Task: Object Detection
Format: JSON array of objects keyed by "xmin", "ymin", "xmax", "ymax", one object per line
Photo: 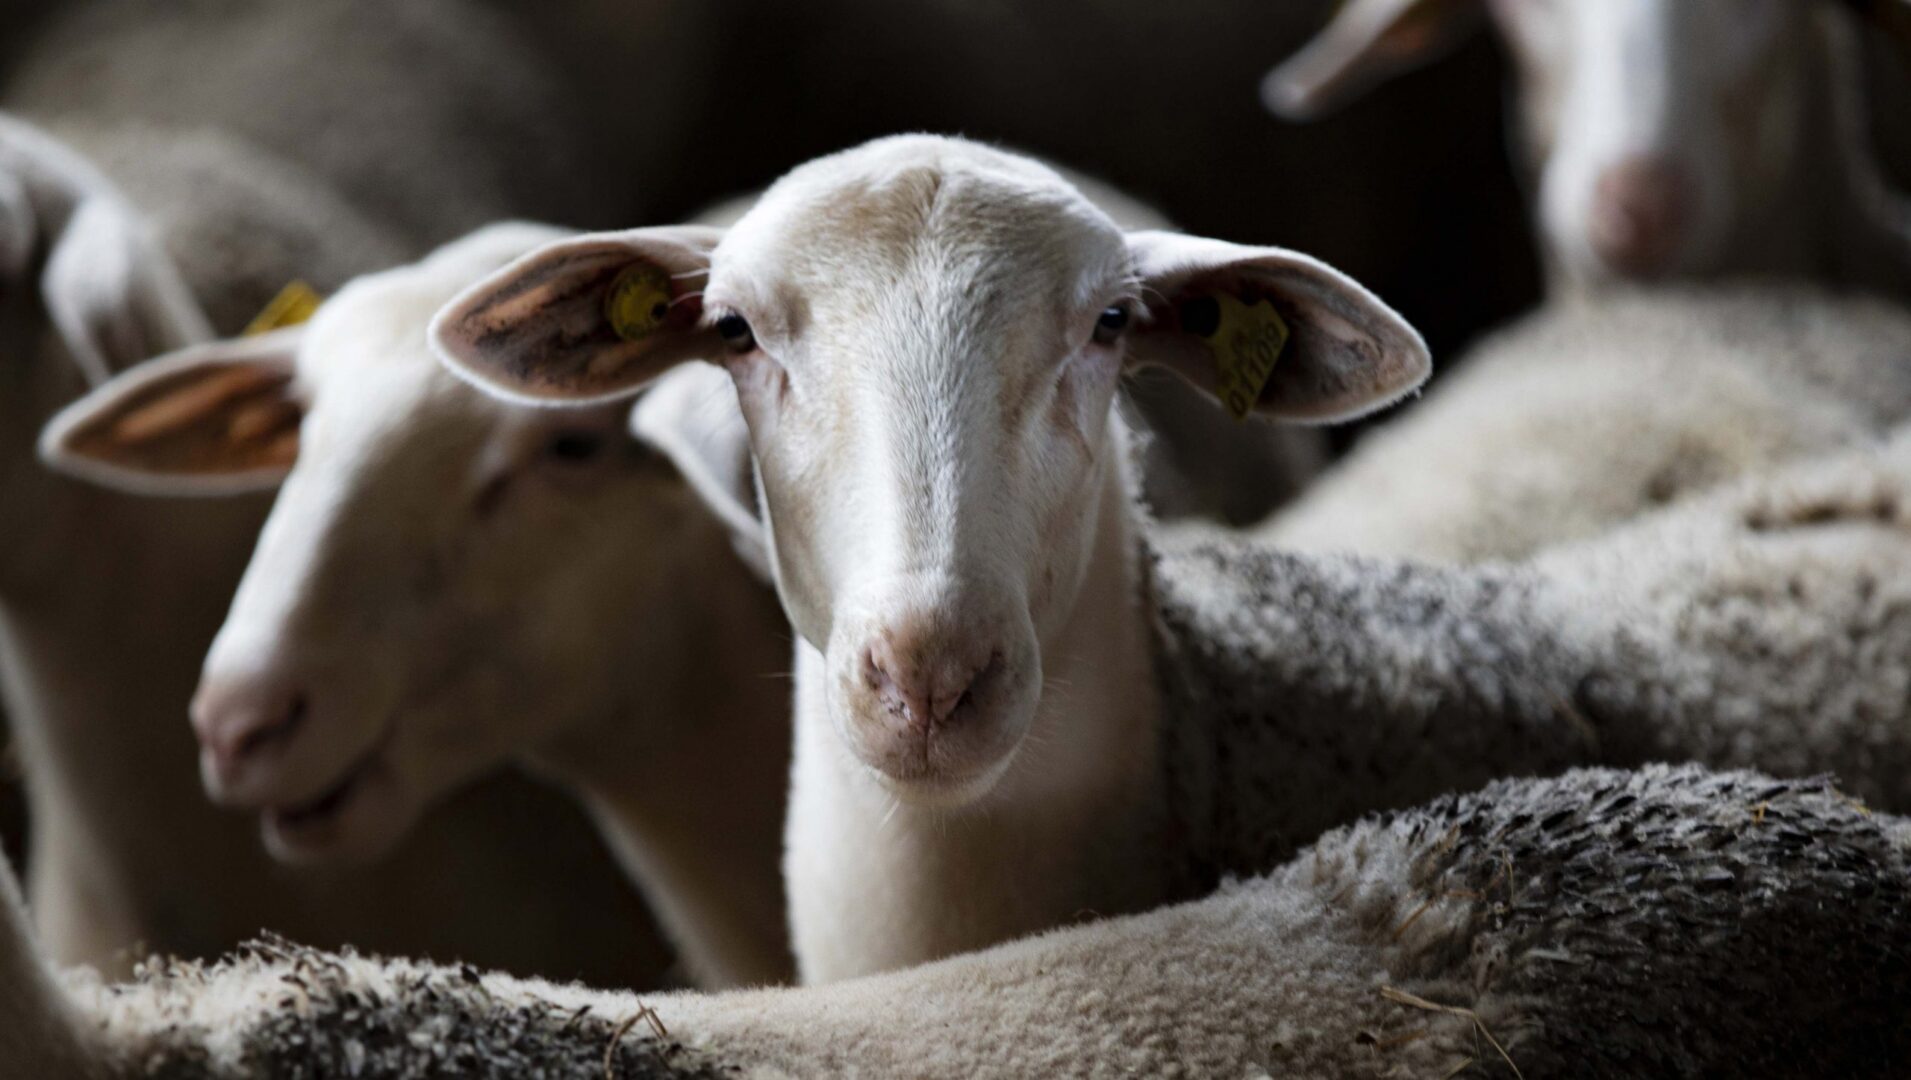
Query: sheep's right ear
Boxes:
[
  {"xmin": 430, "ymin": 225, "xmax": 725, "ymax": 407},
  {"xmin": 1261, "ymin": 0, "xmax": 1483, "ymax": 121},
  {"xmin": 630, "ymin": 363, "xmax": 771, "ymax": 581},
  {"xmin": 38, "ymin": 327, "xmax": 306, "ymax": 496}
]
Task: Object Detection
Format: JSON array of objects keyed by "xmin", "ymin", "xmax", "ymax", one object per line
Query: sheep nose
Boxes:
[
  {"xmin": 190, "ymin": 674, "xmax": 309, "ymax": 802},
  {"xmin": 861, "ymin": 635, "xmax": 1001, "ymax": 734},
  {"xmin": 1588, "ymin": 156, "xmax": 1694, "ymax": 276}
]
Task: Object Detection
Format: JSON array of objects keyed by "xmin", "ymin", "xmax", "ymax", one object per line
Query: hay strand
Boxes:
[{"xmin": 1378, "ymin": 986, "xmax": 1523, "ymax": 1079}]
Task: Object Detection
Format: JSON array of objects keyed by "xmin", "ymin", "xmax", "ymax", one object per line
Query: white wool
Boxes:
[{"xmin": 1265, "ymin": 286, "xmax": 1911, "ymax": 562}]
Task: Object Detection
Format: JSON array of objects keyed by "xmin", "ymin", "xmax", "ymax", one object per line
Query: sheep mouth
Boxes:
[
  {"xmin": 271, "ymin": 759, "xmax": 369, "ymax": 828},
  {"xmin": 259, "ymin": 738, "xmax": 401, "ymax": 862}
]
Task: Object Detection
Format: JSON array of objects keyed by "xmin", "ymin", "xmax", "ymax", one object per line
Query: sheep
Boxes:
[
  {"xmin": 432, "ymin": 135, "xmax": 1911, "ymax": 982},
  {"xmin": 8, "ymin": 764, "xmax": 1909, "ymax": 1078},
  {"xmin": 40, "ymin": 224, "xmax": 796, "ymax": 990},
  {"xmin": 1261, "ymin": 0, "xmax": 1911, "ymax": 293},
  {"xmin": 0, "ymin": 1, "xmax": 671, "ymax": 980},
  {"xmin": 1261, "ymin": 285, "xmax": 1911, "ymax": 562},
  {"xmin": 1253, "ymin": 4, "xmax": 1911, "ymax": 573}
]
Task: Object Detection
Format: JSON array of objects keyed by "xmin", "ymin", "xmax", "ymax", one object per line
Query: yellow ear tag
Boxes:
[
  {"xmin": 604, "ymin": 262, "xmax": 673, "ymax": 342},
  {"xmin": 242, "ymin": 280, "xmax": 324, "ymax": 337},
  {"xmin": 1186, "ymin": 292, "xmax": 1289, "ymax": 421}
]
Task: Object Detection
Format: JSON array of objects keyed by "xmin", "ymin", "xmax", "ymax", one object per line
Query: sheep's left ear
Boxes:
[
  {"xmin": 1123, "ymin": 231, "xmax": 1430, "ymax": 424},
  {"xmin": 38, "ymin": 327, "xmax": 306, "ymax": 496},
  {"xmin": 1261, "ymin": 0, "xmax": 1483, "ymax": 121},
  {"xmin": 630, "ymin": 363, "xmax": 771, "ymax": 581}
]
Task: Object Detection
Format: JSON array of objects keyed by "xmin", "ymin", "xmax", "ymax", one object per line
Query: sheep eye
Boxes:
[
  {"xmin": 716, "ymin": 313, "xmax": 756, "ymax": 353},
  {"xmin": 1092, "ymin": 304, "xmax": 1131, "ymax": 345},
  {"xmin": 545, "ymin": 430, "xmax": 606, "ymax": 463}
]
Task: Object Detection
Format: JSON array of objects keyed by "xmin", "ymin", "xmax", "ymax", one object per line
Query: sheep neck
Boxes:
[
  {"xmin": 0, "ymin": 482, "xmax": 271, "ymax": 973},
  {"xmin": 535, "ymin": 550, "xmax": 796, "ymax": 990},
  {"xmin": 785, "ymin": 413, "xmax": 1168, "ymax": 983}
]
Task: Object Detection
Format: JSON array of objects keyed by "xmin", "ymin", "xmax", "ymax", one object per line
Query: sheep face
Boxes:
[
  {"xmin": 706, "ymin": 140, "xmax": 1137, "ymax": 805},
  {"xmin": 433, "ymin": 136, "xmax": 1428, "ymax": 807},
  {"xmin": 41, "ymin": 227, "xmax": 711, "ymax": 863},
  {"xmin": 1264, "ymin": 0, "xmax": 1841, "ymax": 284},
  {"xmin": 1496, "ymin": 0, "xmax": 1818, "ymax": 282}
]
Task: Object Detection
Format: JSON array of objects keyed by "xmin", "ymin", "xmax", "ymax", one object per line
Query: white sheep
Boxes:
[
  {"xmin": 8, "ymin": 764, "xmax": 1910, "ymax": 1077},
  {"xmin": 1262, "ymin": 285, "xmax": 1911, "ymax": 561},
  {"xmin": 0, "ymin": 1, "xmax": 671, "ymax": 979},
  {"xmin": 434, "ymin": 135, "xmax": 1911, "ymax": 982},
  {"xmin": 40, "ymin": 224, "xmax": 795, "ymax": 990},
  {"xmin": 1262, "ymin": 0, "xmax": 1911, "ymax": 292}
]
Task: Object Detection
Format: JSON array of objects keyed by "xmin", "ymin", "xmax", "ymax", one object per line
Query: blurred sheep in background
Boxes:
[{"xmin": 0, "ymin": 0, "xmax": 684, "ymax": 982}]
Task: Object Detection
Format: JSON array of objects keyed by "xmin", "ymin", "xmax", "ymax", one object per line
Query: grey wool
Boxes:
[
  {"xmin": 0, "ymin": 765, "xmax": 1897, "ymax": 1078},
  {"xmin": 1157, "ymin": 428, "xmax": 1911, "ymax": 900}
]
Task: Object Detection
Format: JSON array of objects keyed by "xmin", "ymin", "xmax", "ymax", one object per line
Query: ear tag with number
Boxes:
[
  {"xmin": 605, "ymin": 262, "xmax": 674, "ymax": 342},
  {"xmin": 1181, "ymin": 291, "xmax": 1290, "ymax": 420}
]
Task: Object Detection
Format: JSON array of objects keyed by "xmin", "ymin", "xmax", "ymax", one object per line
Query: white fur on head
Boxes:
[{"xmin": 1507, "ymin": 0, "xmax": 1818, "ymax": 282}]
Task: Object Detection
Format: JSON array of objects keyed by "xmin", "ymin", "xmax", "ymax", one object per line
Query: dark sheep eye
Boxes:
[
  {"xmin": 716, "ymin": 313, "xmax": 756, "ymax": 352},
  {"xmin": 1093, "ymin": 304, "xmax": 1131, "ymax": 345},
  {"xmin": 546, "ymin": 431, "xmax": 605, "ymax": 463}
]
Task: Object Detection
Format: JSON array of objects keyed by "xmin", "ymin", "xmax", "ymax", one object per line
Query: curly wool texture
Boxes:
[
  {"xmin": 1262, "ymin": 286, "xmax": 1911, "ymax": 562},
  {"xmin": 1157, "ymin": 430, "xmax": 1911, "ymax": 894},
  {"xmin": 38, "ymin": 766, "xmax": 1904, "ymax": 1079}
]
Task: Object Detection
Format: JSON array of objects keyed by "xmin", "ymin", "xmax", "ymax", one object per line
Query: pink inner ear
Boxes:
[
  {"xmin": 64, "ymin": 362, "xmax": 302, "ymax": 476},
  {"xmin": 438, "ymin": 246, "xmax": 712, "ymax": 403},
  {"xmin": 1137, "ymin": 264, "xmax": 1427, "ymax": 423},
  {"xmin": 1142, "ymin": 271, "xmax": 1294, "ymax": 409}
]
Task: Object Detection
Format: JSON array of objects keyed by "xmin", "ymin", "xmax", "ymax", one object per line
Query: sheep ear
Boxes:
[
  {"xmin": 430, "ymin": 225, "xmax": 725, "ymax": 407},
  {"xmin": 1261, "ymin": 0, "xmax": 1483, "ymax": 120},
  {"xmin": 630, "ymin": 363, "xmax": 772, "ymax": 581},
  {"xmin": 0, "ymin": 115, "xmax": 213, "ymax": 384},
  {"xmin": 38, "ymin": 327, "xmax": 306, "ymax": 496},
  {"xmin": 1124, "ymin": 231, "xmax": 1430, "ymax": 424}
]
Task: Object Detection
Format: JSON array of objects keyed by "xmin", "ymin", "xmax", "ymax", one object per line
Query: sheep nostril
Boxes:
[
  {"xmin": 235, "ymin": 691, "xmax": 307, "ymax": 759},
  {"xmin": 1589, "ymin": 156, "xmax": 1695, "ymax": 275}
]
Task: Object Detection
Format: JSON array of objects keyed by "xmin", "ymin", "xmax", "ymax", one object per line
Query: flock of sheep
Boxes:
[{"xmin": 4, "ymin": 0, "xmax": 1911, "ymax": 1077}]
